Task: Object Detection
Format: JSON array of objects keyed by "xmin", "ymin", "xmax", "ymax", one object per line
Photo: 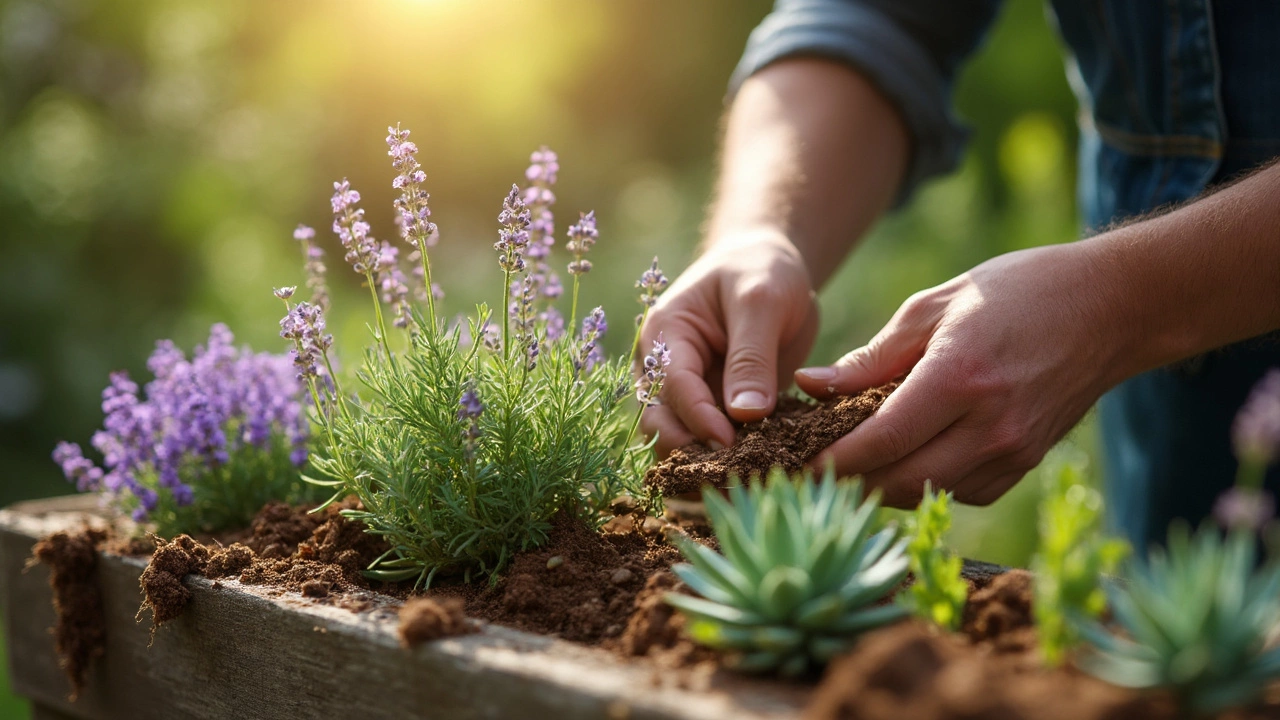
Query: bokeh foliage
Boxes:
[{"xmin": 0, "ymin": 0, "xmax": 1082, "ymax": 568}]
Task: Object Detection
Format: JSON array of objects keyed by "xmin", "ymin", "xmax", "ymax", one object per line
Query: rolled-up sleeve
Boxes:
[{"xmin": 730, "ymin": 0, "xmax": 1002, "ymax": 204}]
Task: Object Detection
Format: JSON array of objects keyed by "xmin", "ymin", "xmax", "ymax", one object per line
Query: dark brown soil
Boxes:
[
  {"xmin": 30, "ymin": 527, "xmax": 107, "ymax": 698},
  {"xmin": 805, "ymin": 569, "xmax": 1280, "ymax": 720},
  {"xmin": 138, "ymin": 498, "xmax": 390, "ymax": 628},
  {"xmin": 398, "ymin": 597, "xmax": 476, "ymax": 647},
  {"xmin": 428, "ymin": 512, "xmax": 703, "ymax": 645},
  {"xmin": 645, "ymin": 383, "xmax": 897, "ymax": 496}
]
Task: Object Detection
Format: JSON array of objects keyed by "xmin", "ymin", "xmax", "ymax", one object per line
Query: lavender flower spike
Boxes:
[
  {"xmin": 293, "ymin": 224, "xmax": 330, "ymax": 311},
  {"xmin": 576, "ymin": 306, "xmax": 608, "ymax": 374},
  {"xmin": 635, "ymin": 333, "xmax": 671, "ymax": 406},
  {"xmin": 495, "ymin": 184, "xmax": 531, "ymax": 273},
  {"xmin": 1213, "ymin": 486, "xmax": 1275, "ymax": 533},
  {"xmin": 280, "ymin": 301, "xmax": 333, "ymax": 380},
  {"xmin": 387, "ymin": 124, "xmax": 438, "ymax": 250},
  {"xmin": 566, "ymin": 211, "xmax": 598, "ymax": 276},
  {"xmin": 636, "ymin": 257, "xmax": 669, "ymax": 307},
  {"xmin": 1233, "ymin": 369, "xmax": 1280, "ymax": 469},
  {"xmin": 331, "ymin": 179, "xmax": 378, "ymax": 275}
]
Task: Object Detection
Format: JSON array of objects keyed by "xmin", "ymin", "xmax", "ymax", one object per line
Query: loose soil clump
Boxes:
[
  {"xmin": 399, "ymin": 597, "xmax": 476, "ymax": 647},
  {"xmin": 138, "ymin": 498, "xmax": 390, "ymax": 628},
  {"xmin": 30, "ymin": 527, "xmax": 108, "ymax": 698},
  {"xmin": 432, "ymin": 512, "xmax": 696, "ymax": 645},
  {"xmin": 645, "ymin": 383, "xmax": 897, "ymax": 496}
]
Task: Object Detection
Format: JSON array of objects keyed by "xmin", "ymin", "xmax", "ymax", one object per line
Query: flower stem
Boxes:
[
  {"xmin": 365, "ymin": 270, "xmax": 393, "ymax": 360},
  {"xmin": 569, "ymin": 275, "xmax": 581, "ymax": 333},
  {"xmin": 418, "ymin": 244, "xmax": 437, "ymax": 329},
  {"xmin": 630, "ymin": 307, "xmax": 650, "ymax": 364},
  {"xmin": 501, "ymin": 269, "xmax": 512, "ymax": 361}
]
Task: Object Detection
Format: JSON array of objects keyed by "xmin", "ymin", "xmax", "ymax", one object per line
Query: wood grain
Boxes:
[{"xmin": 0, "ymin": 496, "xmax": 1006, "ymax": 720}]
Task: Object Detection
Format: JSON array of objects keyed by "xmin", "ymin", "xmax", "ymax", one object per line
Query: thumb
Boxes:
[
  {"xmin": 722, "ymin": 290, "xmax": 788, "ymax": 422},
  {"xmin": 796, "ymin": 304, "xmax": 934, "ymax": 398}
]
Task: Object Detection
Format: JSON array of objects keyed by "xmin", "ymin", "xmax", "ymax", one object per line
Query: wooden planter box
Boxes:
[{"xmin": 0, "ymin": 496, "xmax": 1007, "ymax": 720}]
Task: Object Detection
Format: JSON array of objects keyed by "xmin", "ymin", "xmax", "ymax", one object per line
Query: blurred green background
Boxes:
[{"xmin": 0, "ymin": 0, "xmax": 1088, "ymax": 712}]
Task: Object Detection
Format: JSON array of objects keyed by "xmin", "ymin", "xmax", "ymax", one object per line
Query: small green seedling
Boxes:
[
  {"xmin": 664, "ymin": 466, "xmax": 909, "ymax": 677},
  {"xmin": 1031, "ymin": 462, "xmax": 1129, "ymax": 666},
  {"xmin": 899, "ymin": 482, "xmax": 966, "ymax": 631}
]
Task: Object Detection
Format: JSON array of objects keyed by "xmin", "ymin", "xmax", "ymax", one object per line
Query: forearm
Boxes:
[
  {"xmin": 705, "ymin": 57, "xmax": 910, "ymax": 289},
  {"xmin": 1087, "ymin": 161, "xmax": 1280, "ymax": 384}
]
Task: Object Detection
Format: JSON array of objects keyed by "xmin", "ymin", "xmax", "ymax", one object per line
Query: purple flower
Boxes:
[
  {"xmin": 458, "ymin": 384, "xmax": 484, "ymax": 454},
  {"xmin": 1214, "ymin": 486, "xmax": 1275, "ymax": 532},
  {"xmin": 331, "ymin": 179, "xmax": 378, "ymax": 275},
  {"xmin": 293, "ymin": 224, "xmax": 330, "ymax": 311},
  {"xmin": 1233, "ymin": 369, "xmax": 1280, "ymax": 466},
  {"xmin": 495, "ymin": 184, "xmax": 531, "ymax": 273},
  {"xmin": 635, "ymin": 333, "xmax": 671, "ymax": 406},
  {"xmin": 636, "ymin": 257, "xmax": 669, "ymax": 308},
  {"xmin": 566, "ymin": 211, "xmax": 598, "ymax": 276},
  {"xmin": 374, "ymin": 243, "xmax": 413, "ymax": 329},
  {"xmin": 576, "ymin": 307, "xmax": 607, "ymax": 374},
  {"xmin": 55, "ymin": 325, "xmax": 308, "ymax": 525},
  {"xmin": 387, "ymin": 124, "xmax": 438, "ymax": 251},
  {"xmin": 279, "ymin": 302, "xmax": 333, "ymax": 380},
  {"xmin": 274, "ymin": 286, "xmax": 296, "ymax": 300},
  {"xmin": 542, "ymin": 307, "xmax": 566, "ymax": 342}
]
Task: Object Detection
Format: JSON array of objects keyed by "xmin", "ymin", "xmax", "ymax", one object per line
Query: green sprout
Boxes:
[
  {"xmin": 1031, "ymin": 462, "xmax": 1129, "ymax": 666},
  {"xmin": 899, "ymin": 482, "xmax": 966, "ymax": 631},
  {"xmin": 1072, "ymin": 526, "xmax": 1280, "ymax": 715},
  {"xmin": 664, "ymin": 466, "xmax": 909, "ymax": 677}
]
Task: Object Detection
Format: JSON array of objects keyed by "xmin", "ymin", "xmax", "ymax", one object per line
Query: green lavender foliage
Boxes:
[
  {"xmin": 1031, "ymin": 463, "xmax": 1129, "ymax": 666},
  {"xmin": 309, "ymin": 307, "xmax": 640, "ymax": 587},
  {"xmin": 665, "ymin": 467, "xmax": 909, "ymax": 677},
  {"xmin": 1072, "ymin": 526, "xmax": 1280, "ymax": 715},
  {"xmin": 899, "ymin": 482, "xmax": 966, "ymax": 631}
]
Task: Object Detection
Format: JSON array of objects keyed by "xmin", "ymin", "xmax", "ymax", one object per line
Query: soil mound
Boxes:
[
  {"xmin": 645, "ymin": 383, "xmax": 897, "ymax": 496},
  {"xmin": 30, "ymin": 527, "xmax": 107, "ymax": 698},
  {"xmin": 138, "ymin": 498, "xmax": 390, "ymax": 627},
  {"xmin": 434, "ymin": 513, "xmax": 694, "ymax": 645},
  {"xmin": 399, "ymin": 597, "xmax": 475, "ymax": 647}
]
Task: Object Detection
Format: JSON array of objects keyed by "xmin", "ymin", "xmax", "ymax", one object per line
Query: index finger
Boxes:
[
  {"xmin": 809, "ymin": 358, "xmax": 967, "ymax": 477},
  {"xmin": 639, "ymin": 318, "xmax": 735, "ymax": 450}
]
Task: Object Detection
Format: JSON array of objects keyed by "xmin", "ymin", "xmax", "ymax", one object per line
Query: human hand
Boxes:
[
  {"xmin": 795, "ymin": 242, "xmax": 1127, "ymax": 507},
  {"xmin": 639, "ymin": 231, "xmax": 820, "ymax": 456}
]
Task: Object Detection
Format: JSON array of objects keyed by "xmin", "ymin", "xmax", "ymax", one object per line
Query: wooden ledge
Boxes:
[{"xmin": 0, "ymin": 496, "xmax": 1006, "ymax": 720}]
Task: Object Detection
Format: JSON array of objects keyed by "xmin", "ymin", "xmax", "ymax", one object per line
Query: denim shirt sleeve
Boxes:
[{"xmin": 730, "ymin": 0, "xmax": 1002, "ymax": 204}]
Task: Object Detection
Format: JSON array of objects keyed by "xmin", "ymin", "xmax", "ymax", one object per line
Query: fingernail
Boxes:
[
  {"xmin": 730, "ymin": 390, "xmax": 769, "ymax": 411},
  {"xmin": 708, "ymin": 440, "xmax": 726, "ymax": 451},
  {"xmin": 797, "ymin": 367, "xmax": 836, "ymax": 382}
]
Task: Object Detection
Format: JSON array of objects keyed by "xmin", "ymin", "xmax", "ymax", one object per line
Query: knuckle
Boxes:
[
  {"xmin": 874, "ymin": 421, "xmax": 913, "ymax": 462},
  {"xmin": 982, "ymin": 422, "xmax": 1026, "ymax": 459},
  {"xmin": 736, "ymin": 280, "xmax": 785, "ymax": 308},
  {"xmin": 725, "ymin": 345, "xmax": 773, "ymax": 376}
]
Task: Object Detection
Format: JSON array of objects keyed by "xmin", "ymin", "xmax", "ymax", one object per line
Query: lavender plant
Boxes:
[
  {"xmin": 1071, "ymin": 371, "xmax": 1280, "ymax": 714},
  {"xmin": 664, "ymin": 467, "xmax": 909, "ymax": 676},
  {"xmin": 53, "ymin": 324, "xmax": 312, "ymax": 537},
  {"xmin": 899, "ymin": 482, "xmax": 966, "ymax": 631},
  {"xmin": 291, "ymin": 129, "xmax": 670, "ymax": 587},
  {"xmin": 1031, "ymin": 462, "xmax": 1129, "ymax": 666}
]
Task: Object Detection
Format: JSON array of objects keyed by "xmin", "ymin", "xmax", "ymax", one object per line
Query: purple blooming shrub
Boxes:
[
  {"xmin": 53, "ymin": 324, "xmax": 313, "ymax": 536},
  {"xmin": 285, "ymin": 127, "xmax": 672, "ymax": 588},
  {"xmin": 1214, "ymin": 369, "xmax": 1280, "ymax": 532}
]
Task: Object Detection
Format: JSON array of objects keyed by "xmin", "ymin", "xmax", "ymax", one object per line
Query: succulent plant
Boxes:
[
  {"xmin": 899, "ymin": 481, "xmax": 966, "ymax": 630},
  {"xmin": 664, "ymin": 466, "xmax": 909, "ymax": 676},
  {"xmin": 1072, "ymin": 526, "xmax": 1280, "ymax": 714}
]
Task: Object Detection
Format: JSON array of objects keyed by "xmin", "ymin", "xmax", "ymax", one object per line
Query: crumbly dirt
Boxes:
[
  {"xmin": 138, "ymin": 498, "xmax": 391, "ymax": 628},
  {"xmin": 428, "ymin": 512, "xmax": 705, "ymax": 645},
  {"xmin": 399, "ymin": 597, "xmax": 476, "ymax": 647},
  {"xmin": 29, "ymin": 527, "xmax": 108, "ymax": 699},
  {"xmin": 645, "ymin": 383, "xmax": 897, "ymax": 496},
  {"xmin": 804, "ymin": 567, "xmax": 1280, "ymax": 720}
]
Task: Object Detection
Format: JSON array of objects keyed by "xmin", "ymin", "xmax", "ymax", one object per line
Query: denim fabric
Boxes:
[{"xmin": 734, "ymin": 1, "xmax": 1280, "ymax": 551}]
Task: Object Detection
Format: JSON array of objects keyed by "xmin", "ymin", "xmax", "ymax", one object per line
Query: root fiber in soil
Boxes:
[
  {"xmin": 30, "ymin": 527, "xmax": 108, "ymax": 698},
  {"xmin": 645, "ymin": 383, "xmax": 897, "ymax": 496}
]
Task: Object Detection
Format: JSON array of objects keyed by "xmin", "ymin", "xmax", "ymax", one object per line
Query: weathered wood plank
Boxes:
[
  {"xmin": 0, "ymin": 497, "xmax": 809, "ymax": 720},
  {"xmin": 0, "ymin": 497, "xmax": 1007, "ymax": 720}
]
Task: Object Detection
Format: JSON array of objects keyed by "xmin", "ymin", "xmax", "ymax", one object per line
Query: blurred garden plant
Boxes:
[
  {"xmin": 53, "ymin": 325, "xmax": 311, "ymax": 537},
  {"xmin": 1031, "ymin": 462, "xmax": 1129, "ymax": 666},
  {"xmin": 664, "ymin": 467, "xmax": 909, "ymax": 676},
  {"xmin": 899, "ymin": 482, "xmax": 966, "ymax": 631},
  {"xmin": 1071, "ymin": 370, "xmax": 1280, "ymax": 714},
  {"xmin": 289, "ymin": 127, "xmax": 670, "ymax": 587}
]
